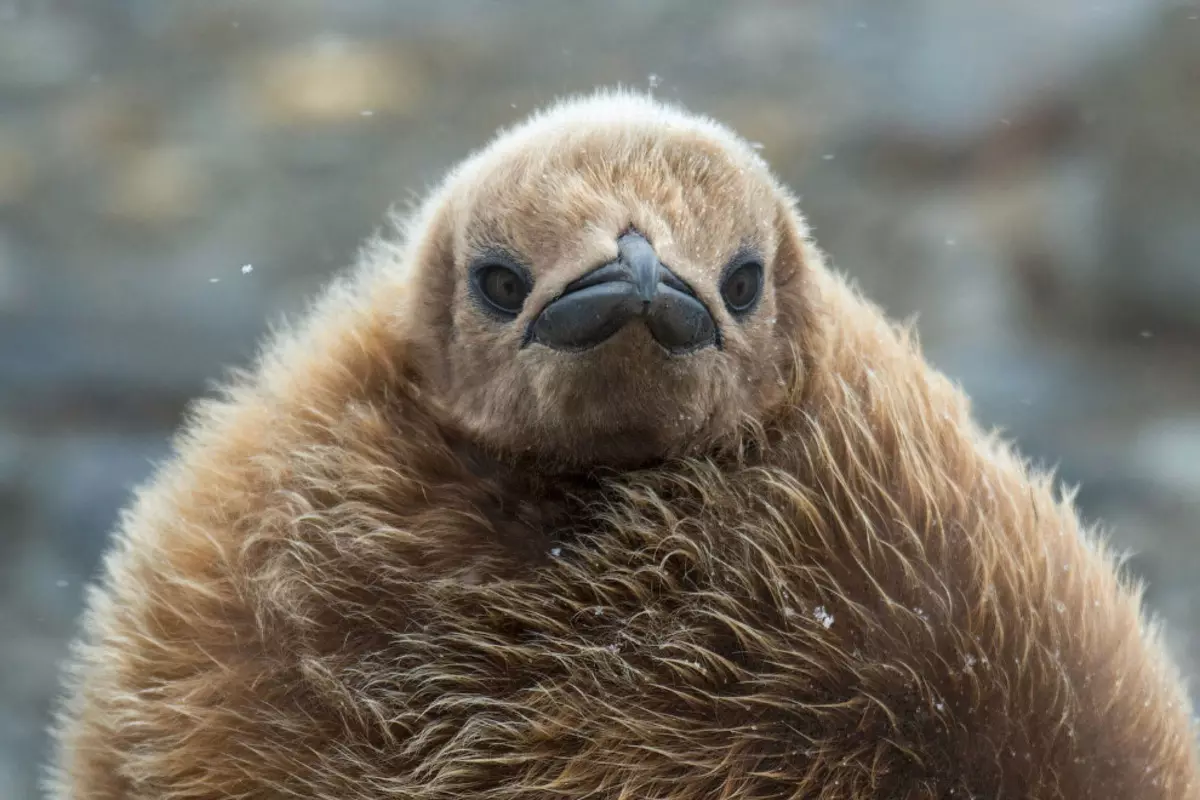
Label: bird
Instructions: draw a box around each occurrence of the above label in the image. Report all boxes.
[47,88,1199,800]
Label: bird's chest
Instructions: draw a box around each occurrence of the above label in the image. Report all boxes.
[303,463,949,796]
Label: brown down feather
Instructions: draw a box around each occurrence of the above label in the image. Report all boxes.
[46,89,1199,800]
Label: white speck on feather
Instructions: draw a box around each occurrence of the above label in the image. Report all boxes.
[813,605,834,629]
[549,546,562,558]
[935,701,946,712]
[1055,601,1066,613]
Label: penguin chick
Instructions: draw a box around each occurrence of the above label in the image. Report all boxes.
[48,89,1198,800]
[397,95,813,469]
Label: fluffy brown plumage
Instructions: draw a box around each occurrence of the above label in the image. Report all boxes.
[48,90,1198,799]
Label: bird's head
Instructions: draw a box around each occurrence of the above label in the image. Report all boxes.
[397,91,818,469]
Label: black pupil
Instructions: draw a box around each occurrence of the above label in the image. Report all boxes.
[723,263,760,311]
[482,266,527,312]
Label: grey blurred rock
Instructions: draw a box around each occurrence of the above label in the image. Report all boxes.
[30,434,171,571]
[2,1,1199,797]
[0,230,27,314]
[0,9,94,91]
[1131,416,1200,497]
[1071,10,1200,334]
[816,0,1159,142]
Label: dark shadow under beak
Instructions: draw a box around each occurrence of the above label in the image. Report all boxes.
[525,232,718,354]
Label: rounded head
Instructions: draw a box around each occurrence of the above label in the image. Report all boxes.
[399,90,815,469]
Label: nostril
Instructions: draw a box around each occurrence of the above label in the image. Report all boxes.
[635,283,656,310]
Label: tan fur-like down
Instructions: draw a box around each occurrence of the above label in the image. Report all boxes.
[48,90,1199,799]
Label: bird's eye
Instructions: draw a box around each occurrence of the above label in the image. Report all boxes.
[473,262,531,317]
[720,260,763,316]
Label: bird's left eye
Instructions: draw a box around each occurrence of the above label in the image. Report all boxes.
[473,262,531,317]
[720,260,763,316]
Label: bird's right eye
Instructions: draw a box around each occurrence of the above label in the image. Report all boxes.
[471,261,532,318]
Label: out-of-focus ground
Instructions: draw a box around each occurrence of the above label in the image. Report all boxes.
[1,1,1198,796]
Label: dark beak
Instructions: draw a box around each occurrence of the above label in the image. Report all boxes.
[525,232,717,354]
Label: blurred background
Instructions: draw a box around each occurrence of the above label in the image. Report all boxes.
[1,1,1198,796]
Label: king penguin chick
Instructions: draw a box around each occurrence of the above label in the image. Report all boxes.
[49,89,1198,800]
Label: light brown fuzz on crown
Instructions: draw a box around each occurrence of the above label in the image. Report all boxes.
[47,89,1199,800]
